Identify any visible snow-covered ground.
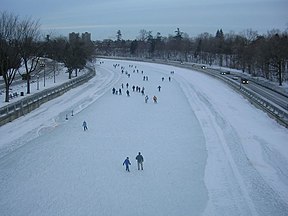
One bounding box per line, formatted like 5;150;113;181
0;59;288;216
0;62;87;106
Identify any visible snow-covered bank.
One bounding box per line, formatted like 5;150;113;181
0;59;287;215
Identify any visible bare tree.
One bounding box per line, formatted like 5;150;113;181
268;32;288;85
17;17;41;94
0;12;21;102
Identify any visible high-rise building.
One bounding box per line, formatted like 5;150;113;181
82;32;91;43
69;32;80;43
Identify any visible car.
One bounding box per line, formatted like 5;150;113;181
232;76;238;80
220;72;226;75
225;71;231;74
241;78;249;84
201;66;207;69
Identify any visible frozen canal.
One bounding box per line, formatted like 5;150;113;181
0;59;288;215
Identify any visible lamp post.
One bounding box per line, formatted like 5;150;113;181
37;75;39;90
53;61;56;83
43;64;46;87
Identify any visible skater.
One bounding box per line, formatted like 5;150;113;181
136;152;144;170
153;95;157;103
145;95;149;103
82;121;88;131
126;90;130;97
123;157;131;172
157;85;161;92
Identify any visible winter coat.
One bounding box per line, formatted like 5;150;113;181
123;159;131;166
136;155;144;163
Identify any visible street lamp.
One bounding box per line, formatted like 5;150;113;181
53;61;56;83
37;75;39;90
43;64;46;87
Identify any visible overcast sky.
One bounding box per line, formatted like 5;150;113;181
2;0;288;40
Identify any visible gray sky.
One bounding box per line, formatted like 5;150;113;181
2;0;288;40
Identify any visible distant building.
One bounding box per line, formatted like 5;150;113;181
69;32;91;44
69;32;80;43
82;32;91;43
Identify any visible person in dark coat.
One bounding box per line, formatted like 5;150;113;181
135;152;144;170
153;95;157;103
123;157;131;172
82;121;88;131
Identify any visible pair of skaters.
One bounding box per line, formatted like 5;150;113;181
145;95;157;103
123;152;144;172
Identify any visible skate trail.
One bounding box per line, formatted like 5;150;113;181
0;59;288;216
123;61;288;215
0;59;208;216
0;65;120;159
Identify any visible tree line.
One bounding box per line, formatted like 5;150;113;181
95;28;288;86
1;11;287;103
0;12;94;102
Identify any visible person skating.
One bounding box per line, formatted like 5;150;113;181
145;95;149;103
153;95;157;103
82;121;88;131
123;157;131;172
136;152;144;170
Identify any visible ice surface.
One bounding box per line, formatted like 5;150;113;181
0;59;288;216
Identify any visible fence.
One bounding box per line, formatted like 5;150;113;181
0;66;95;126
189;66;288;128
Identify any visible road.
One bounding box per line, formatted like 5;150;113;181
246;80;288;110
184;63;288;111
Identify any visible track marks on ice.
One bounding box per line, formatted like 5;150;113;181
175;73;288;215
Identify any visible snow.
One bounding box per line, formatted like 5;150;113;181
0;62;88;106
0;59;288;216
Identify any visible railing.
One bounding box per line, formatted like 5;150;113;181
0;66;96;126
182;64;288;128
